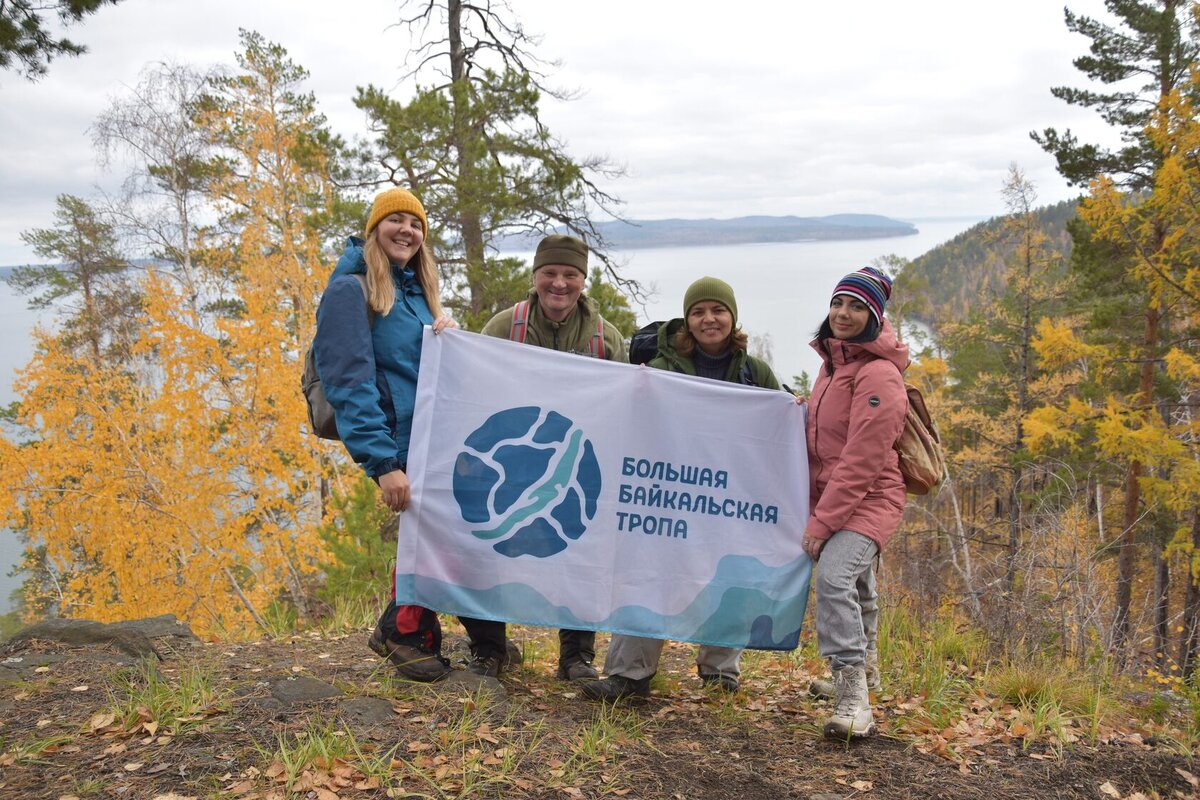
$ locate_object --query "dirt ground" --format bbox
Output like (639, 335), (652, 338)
(0, 621), (1196, 800)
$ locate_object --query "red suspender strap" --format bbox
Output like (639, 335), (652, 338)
(509, 301), (529, 344)
(590, 318), (605, 359)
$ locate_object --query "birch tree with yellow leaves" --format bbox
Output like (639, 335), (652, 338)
(0, 31), (342, 636)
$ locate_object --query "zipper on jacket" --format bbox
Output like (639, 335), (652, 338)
(810, 344), (839, 485)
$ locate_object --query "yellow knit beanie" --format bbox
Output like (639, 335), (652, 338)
(366, 187), (428, 236)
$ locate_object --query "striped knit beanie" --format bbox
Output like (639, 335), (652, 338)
(832, 266), (892, 323)
(366, 187), (428, 237)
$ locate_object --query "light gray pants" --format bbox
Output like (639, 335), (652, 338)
(603, 634), (742, 682)
(814, 530), (879, 671)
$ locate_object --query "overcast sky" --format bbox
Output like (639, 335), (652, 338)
(0, 0), (1119, 265)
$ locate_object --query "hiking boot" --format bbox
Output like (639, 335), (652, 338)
(367, 622), (450, 682)
(865, 646), (882, 693)
(580, 674), (652, 702)
(810, 650), (881, 699)
(699, 671), (740, 693)
(557, 657), (600, 681)
(465, 652), (507, 678)
(823, 664), (876, 739)
(809, 675), (835, 699)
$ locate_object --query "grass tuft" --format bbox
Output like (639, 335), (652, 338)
(106, 657), (229, 735)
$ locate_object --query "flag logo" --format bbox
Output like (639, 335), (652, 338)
(452, 406), (602, 558)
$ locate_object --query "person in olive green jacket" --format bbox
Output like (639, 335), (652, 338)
(472, 234), (628, 681)
(480, 235), (627, 361)
(582, 276), (782, 702)
(646, 277), (779, 388)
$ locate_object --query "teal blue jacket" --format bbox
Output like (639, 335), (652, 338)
(313, 237), (432, 477)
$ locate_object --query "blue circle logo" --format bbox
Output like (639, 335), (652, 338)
(452, 406), (601, 558)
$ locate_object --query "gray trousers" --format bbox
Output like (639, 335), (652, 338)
(603, 634), (742, 681)
(814, 529), (879, 671)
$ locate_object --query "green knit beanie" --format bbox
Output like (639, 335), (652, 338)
(683, 276), (738, 325)
(533, 234), (589, 274)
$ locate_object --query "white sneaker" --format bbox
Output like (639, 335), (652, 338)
(823, 664), (876, 739)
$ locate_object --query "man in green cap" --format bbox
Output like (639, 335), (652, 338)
(472, 234), (628, 681)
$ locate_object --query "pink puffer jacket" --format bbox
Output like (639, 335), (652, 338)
(805, 319), (909, 551)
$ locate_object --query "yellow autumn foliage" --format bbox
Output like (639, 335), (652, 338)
(0, 33), (347, 637)
(0, 270), (330, 636)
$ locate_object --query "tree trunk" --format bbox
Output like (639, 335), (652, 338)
(1114, 304), (1158, 662)
(446, 0), (488, 317)
(1153, 543), (1168, 671)
(1182, 510), (1200, 679)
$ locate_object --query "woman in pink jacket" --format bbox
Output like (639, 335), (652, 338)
(802, 266), (908, 739)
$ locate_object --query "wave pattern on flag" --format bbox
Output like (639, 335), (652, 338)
(400, 329), (812, 650)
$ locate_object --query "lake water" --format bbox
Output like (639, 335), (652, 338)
(610, 218), (973, 382)
(0, 216), (978, 614)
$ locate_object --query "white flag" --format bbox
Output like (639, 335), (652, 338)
(399, 329), (812, 650)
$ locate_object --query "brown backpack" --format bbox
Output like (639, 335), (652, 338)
(895, 382), (946, 495)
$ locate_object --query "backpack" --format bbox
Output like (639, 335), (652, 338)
(301, 274), (374, 440)
(509, 299), (606, 358)
(628, 320), (661, 365)
(894, 382), (946, 495)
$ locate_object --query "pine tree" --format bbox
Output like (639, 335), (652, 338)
(9, 194), (138, 362)
(1031, 0), (1200, 660)
(353, 0), (628, 329)
(0, 0), (122, 79)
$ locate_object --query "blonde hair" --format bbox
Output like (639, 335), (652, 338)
(362, 232), (444, 319)
(674, 325), (748, 359)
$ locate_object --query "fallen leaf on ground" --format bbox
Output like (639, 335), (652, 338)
(1098, 783), (1120, 799)
(89, 711), (116, 731)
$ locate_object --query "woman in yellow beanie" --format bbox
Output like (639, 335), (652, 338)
(314, 186), (472, 681)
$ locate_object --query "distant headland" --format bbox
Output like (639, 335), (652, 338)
(0, 215), (919, 274)
(498, 214), (918, 250)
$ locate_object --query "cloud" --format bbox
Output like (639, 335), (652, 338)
(0, 0), (1119, 263)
